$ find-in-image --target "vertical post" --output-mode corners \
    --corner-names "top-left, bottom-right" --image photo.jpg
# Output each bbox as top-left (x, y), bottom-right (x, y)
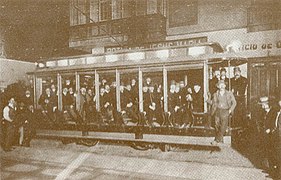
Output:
top-left (38, 78), bottom-right (42, 107)
top-left (209, 66), bottom-right (213, 79)
top-left (138, 68), bottom-right (143, 112)
top-left (36, 77), bottom-right (43, 109)
top-left (163, 67), bottom-right (168, 112)
top-left (57, 73), bottom-right (62, 111)
top-left (33, 75), bottom-right (37, 109)
top-left (136, 68), bottom-right (144, 139)
top-left (75, 72), bottom-right (80, 111)
top-left (95, 70), bottom-right (100, 111)
top-left (203, 60), bottom-right (209, 113)
top-left (184, 75), bottom-right (188, 86)
top-left (246, 63), bottom-right (250, 110)
top-left (116, 69), bottom-right (121, 112)
top-left (228, 60), bottom-right (231, 91)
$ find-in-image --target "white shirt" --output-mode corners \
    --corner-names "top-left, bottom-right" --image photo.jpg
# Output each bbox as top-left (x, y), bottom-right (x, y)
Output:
top-left (3, 104), bottom-right (14, 122)
top-left (276, 111), bottom-right (281, 128)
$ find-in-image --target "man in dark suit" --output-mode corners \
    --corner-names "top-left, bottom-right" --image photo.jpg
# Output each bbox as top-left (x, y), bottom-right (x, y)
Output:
top-left (260, 97), bottom-right (278, 178)
top-left (231, 66), bottom-right (248, 128)
top-left (231, 66), bottom-right (248, 97)
top-left (131, 78), bottom-right (138, 105)
top-left (220, 68), bottom-right (230, 89)
top-left (38, 88), bottom-right (56, 121)
top-left (268, 99), bottom-right (281, 179)
top-left (62, 87), bottom-right (77, 122)
top-left (257, 96), bottom-right (281, 179)
top-left (276, 99), bottom-right (281, 179)
top-left (211, 80), bottom-right (236, 145)
top-left (22, 90), bottom-right (33, 108)
top-left (209, 69), bottom-right (220, 95)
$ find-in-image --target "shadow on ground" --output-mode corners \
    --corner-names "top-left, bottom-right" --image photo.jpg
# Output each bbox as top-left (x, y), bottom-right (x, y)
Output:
top-left (231, 127), bottom-right (266, 170)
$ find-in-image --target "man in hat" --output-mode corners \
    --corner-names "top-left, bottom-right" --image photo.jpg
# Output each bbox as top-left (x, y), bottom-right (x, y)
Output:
top-left (231, 66), bottom-right (248, 128)
top-left (77, 87), bottom-right (87, 122)
top-left (274, 99), bottom-right (281, 179)
top-left (22, 90), bottom-right (33, 108)
top-left (258, 96), bottom-right (280, 178)
top-left (265, 98), bottom-right (281, 179)
top-left (231, 66), bottom-right (248, 97)
top-left (38, 88), bottom-right (57, 121)
top-left (77, 87), bottom-right (89, 135)
top-left (254, 96), bottom-right (270, 172)
top-left (211, 80), bottom-right (236, 145)
top-left (220, 67), bottom-right (229, 90)
top-left (209, 69), bottom-right (220, 95)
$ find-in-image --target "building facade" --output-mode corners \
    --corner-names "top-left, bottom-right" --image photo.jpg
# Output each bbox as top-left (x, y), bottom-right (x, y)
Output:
top-left (69, 0), bottom-right (280, 50)
top-left (67, 0), bottom-right (281, 107)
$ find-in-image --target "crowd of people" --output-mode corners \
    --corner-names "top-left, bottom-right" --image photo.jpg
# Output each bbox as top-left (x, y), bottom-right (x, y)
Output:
top-left (35, 76), bottom-right (206, 128)
top-left (1, 66), bottom-right (280, 179)
top-left (252, 96), bottom-right (281, 179)
top-left (209, 66), bottom-right (280, 178)
top-left (0, 67), bottom-right (247, 152)
top-left (1, 86), bottom-right (35, 152)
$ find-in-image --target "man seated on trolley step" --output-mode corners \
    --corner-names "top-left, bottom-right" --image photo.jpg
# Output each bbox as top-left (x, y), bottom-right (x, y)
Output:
top-left (211, 80), bottom-right (236, 145)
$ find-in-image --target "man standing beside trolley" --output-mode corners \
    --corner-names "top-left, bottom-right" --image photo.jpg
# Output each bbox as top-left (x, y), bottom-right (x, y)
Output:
top-left (269, 98), bottom-right (281, 179)
top-left (211, 80), bottom-right (236, 145)
top-left (2, 97), bottom-right (16, 152)
top-left (231, 66), bottom-right (248, 128)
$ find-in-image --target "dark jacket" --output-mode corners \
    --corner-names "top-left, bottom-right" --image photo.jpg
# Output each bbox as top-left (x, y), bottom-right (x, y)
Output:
top-left (22, 96), bottom-right (33, 107)
top-left (270, 109), bottom-right (281, 137)
top-left (231, 76), bottom-right (248, 97)
top-left (264, 108), bottom-right (277, 131)
top-left (62, 93), bottom-right (74, 108)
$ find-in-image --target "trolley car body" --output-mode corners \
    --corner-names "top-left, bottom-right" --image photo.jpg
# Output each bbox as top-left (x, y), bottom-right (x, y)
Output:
top-left (29, 42), bottom-right (244, 150)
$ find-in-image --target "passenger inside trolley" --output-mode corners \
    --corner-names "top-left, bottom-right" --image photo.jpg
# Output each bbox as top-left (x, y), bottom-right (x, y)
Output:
top-left (35, 60), bottom-right (249, 134)
top-left (37, 71), bottom-right (205, 127)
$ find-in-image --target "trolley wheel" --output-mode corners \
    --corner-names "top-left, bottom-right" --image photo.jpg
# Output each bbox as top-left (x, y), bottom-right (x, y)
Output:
top-left (129, 142), bottom-right (150, 151)
top-left (159, 144), bottom-right (172, 152)
top-left (77, 139), bottom-right (99, 147)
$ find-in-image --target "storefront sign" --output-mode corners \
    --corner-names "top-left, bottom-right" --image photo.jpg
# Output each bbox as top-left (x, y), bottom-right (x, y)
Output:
top-left (239, 41), bottom-right (281, 51)
top-left (105, 37), bottom-right (208, 53)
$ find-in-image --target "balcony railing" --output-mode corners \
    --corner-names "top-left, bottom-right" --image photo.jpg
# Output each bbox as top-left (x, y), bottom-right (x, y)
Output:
top-left (69, 13), bottom-right (167, 46)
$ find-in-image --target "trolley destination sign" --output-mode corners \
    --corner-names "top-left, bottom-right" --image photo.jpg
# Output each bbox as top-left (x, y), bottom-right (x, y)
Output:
top-left (104, 37), bottom-right (208, 53)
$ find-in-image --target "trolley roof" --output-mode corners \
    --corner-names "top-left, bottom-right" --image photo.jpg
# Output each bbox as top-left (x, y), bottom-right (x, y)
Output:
top-left (29, 42), bottom-right (248, 75)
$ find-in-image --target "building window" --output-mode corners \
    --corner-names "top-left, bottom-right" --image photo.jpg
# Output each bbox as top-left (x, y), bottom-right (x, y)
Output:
top-left (168, 0), bottom-right (198, 28)
top-left (247, 1), bottom-right (281, 32)
top-left (100, 0), bottom-right (112, 21)
top-left (136, 0), bottom-right (146, 16)
top-left (70, 0), bottom-right (90, 25)
top-left (71, 0), bottom-right (167, 25)
top-left (122, 0), bottom-right (136, 18)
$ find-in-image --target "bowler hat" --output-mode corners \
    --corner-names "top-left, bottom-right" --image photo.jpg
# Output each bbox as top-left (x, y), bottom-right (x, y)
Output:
top-left (220, 67), bottom-right (227, 72)
top-left (258, 96), bottom-right (269, 104)
top-left (233, 66), bottom-right (241, 72)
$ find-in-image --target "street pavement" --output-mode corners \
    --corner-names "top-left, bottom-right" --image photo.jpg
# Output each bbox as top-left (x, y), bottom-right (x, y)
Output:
top-left (1, 139), bottom-right (271, 180)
